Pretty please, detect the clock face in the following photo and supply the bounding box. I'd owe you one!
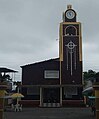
[66,10,75,19]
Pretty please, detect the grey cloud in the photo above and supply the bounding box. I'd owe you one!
[0,0,99,81]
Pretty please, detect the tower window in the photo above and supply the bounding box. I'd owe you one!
[65,25,77,36]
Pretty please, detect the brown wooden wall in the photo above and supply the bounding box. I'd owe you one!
[21,59,60,85]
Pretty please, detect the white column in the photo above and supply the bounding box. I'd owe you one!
[60,87,62,106]
[40,87,42,107]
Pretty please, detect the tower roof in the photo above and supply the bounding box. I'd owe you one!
[67,5,72,9]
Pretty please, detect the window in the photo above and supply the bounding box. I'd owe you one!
[65,25,77,36]
[44,70,59,79]
[64,87,77,98]
[27,87,39,95]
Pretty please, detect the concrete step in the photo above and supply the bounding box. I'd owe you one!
[42,103,60,107]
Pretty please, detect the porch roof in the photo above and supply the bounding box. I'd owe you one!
[19,84,83,88]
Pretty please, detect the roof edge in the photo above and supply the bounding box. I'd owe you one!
[21,57,59,68]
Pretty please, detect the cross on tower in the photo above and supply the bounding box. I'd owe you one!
[65,41,77,75]
[66,41,76,50]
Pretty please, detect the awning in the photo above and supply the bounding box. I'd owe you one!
[88,96,95,99]
[82,87,93,96]
[0,67,18,73]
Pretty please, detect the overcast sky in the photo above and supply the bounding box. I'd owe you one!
[0,0,99,81]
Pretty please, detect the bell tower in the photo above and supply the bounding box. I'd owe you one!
[63,5,76,22]
[59,5,82,85]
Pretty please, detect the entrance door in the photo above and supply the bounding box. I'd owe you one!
[43,88,60,103]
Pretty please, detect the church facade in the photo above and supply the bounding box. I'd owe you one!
[20,5,83,107]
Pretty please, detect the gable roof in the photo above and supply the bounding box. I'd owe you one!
[21,58,59,68]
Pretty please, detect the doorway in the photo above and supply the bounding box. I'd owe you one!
[43,88,60,103]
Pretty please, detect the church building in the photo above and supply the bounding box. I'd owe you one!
[20,5,83,107]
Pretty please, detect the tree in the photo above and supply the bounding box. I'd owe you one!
[83,70,97,88]
[83,70,96,81]
[0,73,12,83]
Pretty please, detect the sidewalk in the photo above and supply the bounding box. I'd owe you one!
[4,107,96,119]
